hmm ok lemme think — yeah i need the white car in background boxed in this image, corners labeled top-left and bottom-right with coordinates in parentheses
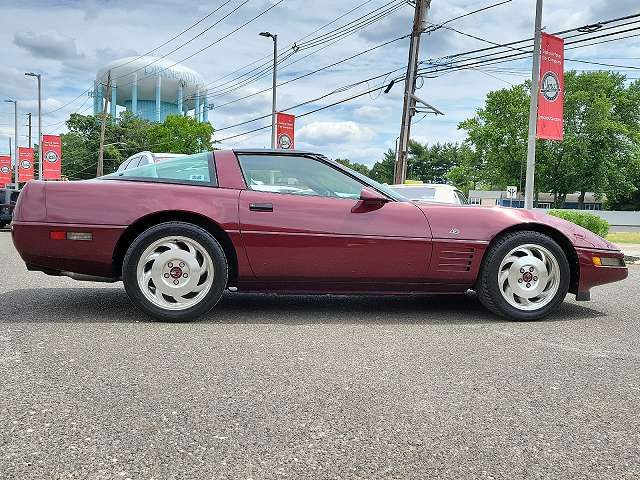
top-left (389, 183), bottom-right (468, 205)
top-left (116, 151), bottom-right (186, 173)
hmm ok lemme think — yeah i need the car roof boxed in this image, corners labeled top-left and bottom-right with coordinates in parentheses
top-left (390, 183), bottom-right (458, 190)
top-left (126, 151), bottom-right (185, 159)
top-left (152, 153), bottom-right (185, 158)
top-left (232, 148), bottom-right (321, 156)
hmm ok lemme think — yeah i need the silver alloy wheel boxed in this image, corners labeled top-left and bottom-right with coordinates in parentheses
top-left (498, 243), bottom-right (561, 311)
top-left (136, 235), bottom-right (215, 311)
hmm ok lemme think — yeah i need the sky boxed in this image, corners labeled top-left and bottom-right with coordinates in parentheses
top-left (0, 0), bottom-right (639, 166)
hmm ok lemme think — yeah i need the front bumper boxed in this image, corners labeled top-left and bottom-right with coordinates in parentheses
top-left (575, 247), bottom-right (628, 301)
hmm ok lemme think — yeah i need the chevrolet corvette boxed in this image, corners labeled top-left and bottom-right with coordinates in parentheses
top-left (11, 149), bottom-right (627, 322)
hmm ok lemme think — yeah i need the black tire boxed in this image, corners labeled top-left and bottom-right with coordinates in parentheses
top-left (122, 222), bottom-right (228, 322)
top-left (476, 230), bottom-right (570, 321)
top-left (0, 222), bottom-right (6, 229)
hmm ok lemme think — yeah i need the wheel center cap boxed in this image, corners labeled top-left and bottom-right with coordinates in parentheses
top-left (523, 272), bottom-right (533, 282)
top-left (169, 266), bottom-right (183, 279)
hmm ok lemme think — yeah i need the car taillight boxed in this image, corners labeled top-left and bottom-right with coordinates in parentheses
top-left (49, 231), bottom-right (93, 241)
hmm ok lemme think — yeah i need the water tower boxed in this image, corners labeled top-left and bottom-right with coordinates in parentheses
top-left (94, 56), bottom-right (208, 123)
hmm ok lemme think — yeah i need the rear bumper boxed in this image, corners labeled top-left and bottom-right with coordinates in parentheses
top-left (575, 247), bottom-right (628, 300)
top-left (11, 221), bottom-right (126, 278)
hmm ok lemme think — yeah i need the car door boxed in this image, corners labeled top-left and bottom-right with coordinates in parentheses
top-left (237, 153), bottom-right (433, 283)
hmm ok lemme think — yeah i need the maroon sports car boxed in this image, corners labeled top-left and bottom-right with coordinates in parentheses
top-left (11, 149), bottom-right (627, 322)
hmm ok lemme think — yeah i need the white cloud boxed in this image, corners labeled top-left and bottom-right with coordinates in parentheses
top-left (297, 121), bottom-right (375, 145)
top-left (354, 105), bottom-right (386, 121)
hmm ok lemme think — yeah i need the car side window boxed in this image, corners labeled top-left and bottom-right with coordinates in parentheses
top-left (116, 158), bottom-right (133, 172)
top-left (105, 152), bottom-right (215, 185)
top-left (237, 154), bottom-right (364, 199)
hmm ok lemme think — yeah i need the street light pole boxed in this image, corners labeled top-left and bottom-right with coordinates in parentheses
top-left (524, 0), bottom-right (544, 209)
top-left (4, 99), bottom-right (18, 188)
top-left (260, 31), bottom-right (278, 149)
top-left (26, 113), bottom-right (32, 148)
top-left (25, 72), bottom-right (42, 179)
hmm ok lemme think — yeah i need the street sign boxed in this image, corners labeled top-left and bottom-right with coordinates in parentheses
top-left (506, 186), bottom-right (518, 199)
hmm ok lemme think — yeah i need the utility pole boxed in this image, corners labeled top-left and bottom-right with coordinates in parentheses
top-left (260, 31), bottom-right (278, 149)
top-left (97, 71), bottom-right (112, 177)
top-left (26, 113), bottom-right (32, 148)
top-left (524, 0), bottom-right (544, 209)
top-left (25, 72), bottom-right (42, 179)
top-left (394, 0), bottom-right (431, 185)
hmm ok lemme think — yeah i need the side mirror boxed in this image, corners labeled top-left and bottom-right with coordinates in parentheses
top-left (352, 187), bottom-right (389, 212)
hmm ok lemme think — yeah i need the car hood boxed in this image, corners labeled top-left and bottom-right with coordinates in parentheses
top-left (415, 203), bottom-right (619, 251)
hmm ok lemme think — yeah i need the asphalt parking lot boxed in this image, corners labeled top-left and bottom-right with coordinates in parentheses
top-left (1, 231), bottom-right (639, 479)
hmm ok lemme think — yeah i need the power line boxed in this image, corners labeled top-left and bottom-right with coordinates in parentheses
top-left (113, 0), bottom-right (253, 84)
top-left (294, 0), bottom-right (406, 50)
top-left (190, 0), bottom-right (408, 100)
top-left (115, 0), bottom-right (287, 90)
top-left (215, 67), bottom-right (405, 133)
top-left (216, 80), bottom-right (404, 142)
top-left (205, 35), bottom-right (408, 108)
top-left (108, 0), bottom-right (237, 72)
top-left (417, 16), bottom-right (640, 76)
top-left (45, 0), bottom-right (241, 115)
top-left (204, 0), bottom-right (518, 108)
top-left (426, 0), bottom-right (512, 32)
top-left (219, 12), bottom-right (640, 143)
top-left (194, 0), bottom-right (379, 95)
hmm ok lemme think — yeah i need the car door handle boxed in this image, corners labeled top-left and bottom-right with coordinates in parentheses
top-left (249, 203), bottom-right (273, 212)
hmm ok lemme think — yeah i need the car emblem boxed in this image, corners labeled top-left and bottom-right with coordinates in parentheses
top-left (449, 228), bottom-right (460, 235)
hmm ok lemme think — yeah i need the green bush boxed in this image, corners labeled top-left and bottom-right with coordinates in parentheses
top-left (548, 209), bottom-right (610, 237)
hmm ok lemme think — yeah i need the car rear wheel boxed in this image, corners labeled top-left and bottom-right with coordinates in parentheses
top-left (476, 231), bottom-right (570, 321)
top-left (122, 222), bottom-right (228, 322)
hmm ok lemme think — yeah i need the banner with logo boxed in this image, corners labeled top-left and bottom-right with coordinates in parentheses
top-left (18, 147), bottom-right (35, 182)
top-left (536, 33), bottom-right (564, 141)
top-left (42, 135), bottom-right (62, 180)
top-left (276, 112), bottom-right (295, 150)
top-left (0, 156), bottom-right (11, 187)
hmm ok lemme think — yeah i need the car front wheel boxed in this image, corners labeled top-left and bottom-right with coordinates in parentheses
top-left (122, 222), bottom-right (228, 322)
top-left (476, 231), bottom-right (570, 321)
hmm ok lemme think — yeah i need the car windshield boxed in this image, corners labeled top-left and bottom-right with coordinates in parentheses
top-left (328, 160), bottom-right (407, 202)
top-left (391, 186), bottom-right (437, 200)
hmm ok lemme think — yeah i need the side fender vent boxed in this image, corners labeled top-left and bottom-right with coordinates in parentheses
top-left (436, 247), bottom-right (475, 272)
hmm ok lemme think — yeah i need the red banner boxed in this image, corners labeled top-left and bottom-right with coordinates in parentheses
top-left (42, 135), bottom-right (62, 180)
top-left (18, 147), bottom-right (35, 182)
top-left (536, 33), bottom-right (564, 141)
top-left (276, 112), bottom-right (295, 150)
top-left (0, 156), bottom-right (11, 187)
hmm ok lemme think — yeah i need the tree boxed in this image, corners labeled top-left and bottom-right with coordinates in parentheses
top-left (335, 158), bottom-right (371, 176)
top-left (460, 73), bottom-right (640, 208)
top-left (407, 141), bottom-right (465, 184)
top-left (147, 115), bottom-right (214, 154)
top-left (458, 84), bottom-right (530, 190)
top-left (445, 143), bottom-right (483, 195)
top-left (60, 112), bottom-right (215, 180)
top-left (369, 149), bottom-right (396, 184)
